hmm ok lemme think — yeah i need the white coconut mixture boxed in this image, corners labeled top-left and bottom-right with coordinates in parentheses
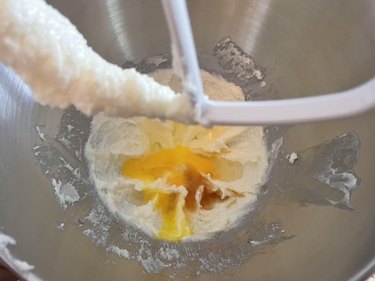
top-left (0, 0), bottom-right (193, 122)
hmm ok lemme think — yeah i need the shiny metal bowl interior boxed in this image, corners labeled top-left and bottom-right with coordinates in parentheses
top-left (1, 0), bottom-right (375, 280)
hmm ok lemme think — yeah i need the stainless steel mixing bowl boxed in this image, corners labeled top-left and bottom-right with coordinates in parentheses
top-left (1, 0), bottom-right (375, 280)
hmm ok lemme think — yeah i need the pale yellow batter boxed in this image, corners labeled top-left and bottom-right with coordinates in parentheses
top-left (85, 70), bottom-right (269, 242)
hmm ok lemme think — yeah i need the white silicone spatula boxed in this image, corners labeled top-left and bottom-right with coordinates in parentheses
top-left (161, 0), bottom-right (375, 126)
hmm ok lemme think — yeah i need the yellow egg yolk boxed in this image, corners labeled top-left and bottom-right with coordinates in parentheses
top-left (121, 145), bottom-right (242, 242)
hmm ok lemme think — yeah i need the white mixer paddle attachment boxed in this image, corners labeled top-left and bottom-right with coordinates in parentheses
top-left (161, 0), bottom-right (375, 126)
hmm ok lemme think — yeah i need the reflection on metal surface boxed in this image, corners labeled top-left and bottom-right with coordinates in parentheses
top-left (271, 132), bottom-right (361, 209)
top-left (304, 132), bottom-right (361, 208)
top-left (105, 0), bottom-right (133, 60)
